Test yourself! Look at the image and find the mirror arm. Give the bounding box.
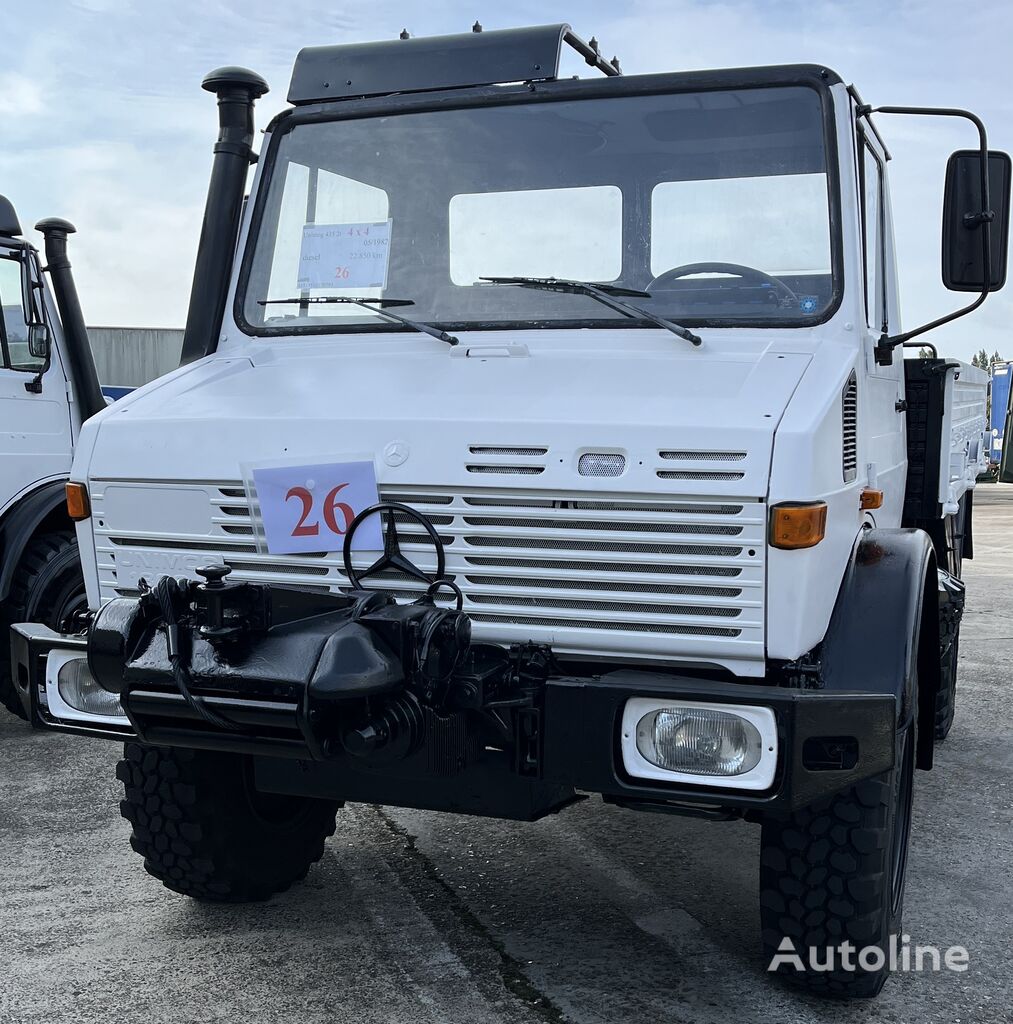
[857,104,993,365]
[874,286,991,364]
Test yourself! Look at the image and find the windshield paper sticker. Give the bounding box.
[298,221,392,290]
[799,295,819,315]
[252,460,382,555]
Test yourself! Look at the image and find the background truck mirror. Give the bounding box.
[27,323,51,360]
[942,149,1011,292]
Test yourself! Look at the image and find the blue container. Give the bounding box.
[990,361,1011,467]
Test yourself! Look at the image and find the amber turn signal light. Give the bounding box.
[860,488,884,510]
[66,482,90,521]
[769,501,827,550]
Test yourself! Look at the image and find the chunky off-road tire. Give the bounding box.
[759,721,916,998]
[0,532,86,719]
[117,743,340,902]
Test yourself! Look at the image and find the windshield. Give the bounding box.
[240,84,838,335]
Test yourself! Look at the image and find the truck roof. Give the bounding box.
[287,23,843,106]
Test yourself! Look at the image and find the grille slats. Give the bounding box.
[92,480,764,667]
[463,574,744,598]
[461,515,742,536]
[469,613,740,638]
[462,554,744,577]
[657,470,746,481]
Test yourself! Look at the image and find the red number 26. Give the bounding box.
[285,483,355,539]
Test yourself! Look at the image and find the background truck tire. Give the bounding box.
[758,719,916,998]
[117,744,340,901]
[0,532,86,719]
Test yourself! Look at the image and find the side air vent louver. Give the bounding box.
[578,452,626,477]
[466,464,544,475]
[655,448,747,481]
[843,370,858,483]
[468,446,548,456]
[659,450,746,462]
[466,444,547,476]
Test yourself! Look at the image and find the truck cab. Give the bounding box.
[11,25,1009,997]
[0,198,104,717]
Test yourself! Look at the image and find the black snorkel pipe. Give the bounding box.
[179,66,269,366]
[35,217,105,420]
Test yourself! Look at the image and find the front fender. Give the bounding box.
[821,528,940,769]
[0,480,70,603]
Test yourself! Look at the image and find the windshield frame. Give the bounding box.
[234,64,845,339]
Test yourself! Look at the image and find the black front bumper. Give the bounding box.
[12,622,896,820]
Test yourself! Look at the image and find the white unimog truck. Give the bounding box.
[0,199,103,717]
[11,25,1009,997]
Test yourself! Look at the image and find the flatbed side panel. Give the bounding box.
[903,357,986,523]
[943,360,988,507]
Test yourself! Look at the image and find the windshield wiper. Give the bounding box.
[479,276,701,346]
[258,296,459,346]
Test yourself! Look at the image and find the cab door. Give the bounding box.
[0,245,73,517]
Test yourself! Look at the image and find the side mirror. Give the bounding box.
[27,323,51,360]
[942,149,1011,291]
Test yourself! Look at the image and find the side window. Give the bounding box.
[0,249,45,372]
[860,138,885,331]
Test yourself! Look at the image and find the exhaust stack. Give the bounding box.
[180,66,269,366]
[35,218,105,421]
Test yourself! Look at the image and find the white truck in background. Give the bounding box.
[0,198,104,717]
[11,25,1007,998]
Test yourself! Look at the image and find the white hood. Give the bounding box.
[86,329,811,498]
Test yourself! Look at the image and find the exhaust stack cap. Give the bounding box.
[35,217,77,237]
[201,66,269,99]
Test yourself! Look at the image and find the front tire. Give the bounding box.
[117,744,340,901]
[0,532,86,719]
[759,721,916,998]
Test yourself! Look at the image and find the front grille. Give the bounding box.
[91,482,765,667]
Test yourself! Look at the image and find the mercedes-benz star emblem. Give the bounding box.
[343,501,446,589]
[383,440,409,467]
[363,510,430,583]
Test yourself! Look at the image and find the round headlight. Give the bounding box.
[636,707,763,776]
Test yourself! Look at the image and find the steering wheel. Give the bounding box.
[342,501,446,589]
[648,262,799,307]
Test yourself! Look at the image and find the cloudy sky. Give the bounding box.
[2,0,1011,362]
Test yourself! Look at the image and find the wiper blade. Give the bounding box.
[258,296,459,346]
[480,276,701,346]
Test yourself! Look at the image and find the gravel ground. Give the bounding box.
[2,485,1010,1023]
